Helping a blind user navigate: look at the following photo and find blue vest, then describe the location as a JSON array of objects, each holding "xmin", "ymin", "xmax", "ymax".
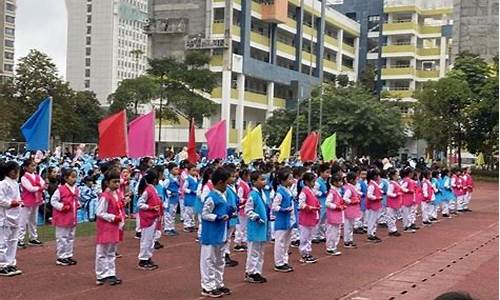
[
  {"xmin": 200, "ymin": 190, "xmax": 230, "ymax": 245},
  {"xmin": 358, "ymin": 179, "xmax": 368, "ymax": 211},
  {"xmin": 274, "ymin": 186, "xmax": 293, "ymax": 231},
  {"xmin": 167, "ymin": 175, "xmax": 180, "ymax": 205},
  {"xmin": 317, "ymin": 177, "xmax": 328, "ymax": 217},
  {"xmin": 225, "ymin": 185, "xmax": 239, "ymax": 228},
  {"xmin": 380, "ymin": 178, "xmax": 389, "ymax": 206},
  {"xmin": 247, "ymin": 189, "xmax": 269, "ymax": 242},
  {"xmin": 432, "ymin": 178, "xmax": 443, "ymax": 204},
  {"xmin": 184, "ymin": 176, "xmax": 198, "ymax": 207}
]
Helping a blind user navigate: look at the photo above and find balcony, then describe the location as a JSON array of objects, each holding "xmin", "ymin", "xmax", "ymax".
[
  {"xmin": 385, "ymin": 89, "xmax": 414, "ymax": 98},
  {"xmin": 277, "ymin": 42, "xmax": 296, "ymax": 56},
  {"xmin": 303, "ymin": 24, "xmax": 314, "ymax": 36},
  {"xmin": 323, "ymin": 59, "xmax": 337, "ymax": 70},
  {"xmin": 232, "ymin": 25, "xmax": 241, "ymax": 37},
  {"xmin": 250, "ymin": 31, "xmax": 270, "ymax": 47},
  {"xmin": 324, "ymin": 35, "xmax": 338, "ymax": 47},
  {"xmin": 302, "ymin": 51, "xmax": 317, "ymax": 64},
  {"xmin": 381, "ymin": 67, "xmax": 415, "ymax": 76},
  {"xmin": 383, "ymin": 21, "xmax": 417, "ymax": 32},
  {"xmin": 251, "ymin": 1, "xmax": 261, "ymax": 13},
  {"xmin": 213, "ymin": 22, "xmax": 224, "ymax": 34},
  {"xmin": 210, "ymin": 55, "xmax": 223, "ymax": 67},
  {"xmin": 416, "ymin": 69, "xmax": 440, "ymax": 78},
  {"xmin": 417, "ymin": 48, "xmax": 440, "ymax": 56},
  {"xmin": 419, "ymin": 25, "xmax": 442, "ymax": 35},
  {"xmin": 342, "ymin": 65, "xmax": 354, "ymax": 73},
  {"xmin": 211, "ymin": 87, "xmax": 222, "ymax": 98},
  {"xmin": 274, "ymin": 97, "xmax": 286, "ymax": 108},
  {"xmin": 343, "ymin": 43, "xmax": 355, "ymax": 55},
  {"xmin": 383, "ymin": 44, "xmax": 416, "ymax": 54},
  {"xmin": 261, "ymin": 0, "xmax": 288, "ymax": 24},
  {"xmin": 245, "ymin": 90, "xmax": 268, "ymax": 105},
  {"xmin": 286, "ymin": 18, "xmax": 297, "ymax": 29}
]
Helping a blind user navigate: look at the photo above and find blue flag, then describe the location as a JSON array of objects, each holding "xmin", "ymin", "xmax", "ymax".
[{"xmin": 21, "ymin": 97, "xmax": 52, "ymax": 151}]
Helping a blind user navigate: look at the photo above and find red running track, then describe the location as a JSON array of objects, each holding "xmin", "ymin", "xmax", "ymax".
[{"xmin": 4, "ymin": 182, "xmax": 498, "ymax": 300}]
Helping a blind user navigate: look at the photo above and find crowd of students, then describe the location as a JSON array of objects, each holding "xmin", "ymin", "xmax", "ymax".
[{"xmin": 0, "ymin": 155, "xmax": 474, "ymax": 298}]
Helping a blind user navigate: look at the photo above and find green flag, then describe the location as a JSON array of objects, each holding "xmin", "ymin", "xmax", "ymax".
[{"xmin": 321, "ymin": 133, "xmax": 336, "ymax": 161}]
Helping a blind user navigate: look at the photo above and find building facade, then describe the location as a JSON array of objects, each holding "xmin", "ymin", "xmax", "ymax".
[
  {"xmin": 452, "ymin": 0, "xmax": 499, "ymax": 62},
  {"xmin": 0, "ymin": 0, "xmax": 15, "ymax": 78},
  {"xmin": 149, "ymin": 0, "xmax": 360, "ymax": 148},
  {"xmin": 66, "ymin": 0, "xmax": 149, "ymax": 105}
]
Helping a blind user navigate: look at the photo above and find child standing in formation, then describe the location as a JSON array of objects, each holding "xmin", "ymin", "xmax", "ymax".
[
  {"xmin": 451, "ymin": 168, "xmax": 465, "ymax": 213},
  {"xmin": 400, "ymin": 168, "xmax": 417, "ymax": 233},
  {"xmin": 223, "ymin": 166, "xmax": 239, "ymax": 267},
  {"xmin": 199, "ymin": 167, "xmax": 233, "ymax": 298},
  {"xmin": 182, "ymin": 163, "xmax": 199, "ymax": 233},
  {"xmin": 365, "ymin": 169, "xmax": 383, "ymax": 242},
  {"xmin": 385, "ymin": 168, "xmax": 402, "ymax": 237},
  {"xmin": 298, "ymin": 172, "xmax": 320, "ymax": 264},
  {"xmin": 50, "ymin": 168, "xmax": 80, "ymax": 266},
  {"xmin": 0, "ymin": 161, "xmax": 23, "ymax": 276},
  {"xmin": 325, "ymin": 174, "xmax": 345, "ymax": 255},
  {"xmin": 462, "ymin": 167, "xmax": 474, "ymax": 212},
  {"xmin": 313, "ymin": 163, "xmax": 330, "ymax": 243},
  {"xmin": 95, "ymin": 169, "xmax": 124, "ymax": 286},
  {"xmin": 421, "ymin": 170, "xmax": 435, "ymax": 225},
  {"xmin": 234, "ymin": 169, "xmax": 250, "ymax": 252},
  {"xmin": 18, "ymin": 159, "xmax": 45, "ymax": 248},
  {"xmin": 164, "ymin": 163, "xmax": 180, "ymax": 236},
  {"xmin": 342, "ymin": 172, "xmax": 362, "ymax": 247},
  {"xmin": 272, "ymin": 168, "xmax": 294, "ymax": 272},
  {"xmin": 440, "ymin": 169, "xmax": 454, "ymax": 218}
]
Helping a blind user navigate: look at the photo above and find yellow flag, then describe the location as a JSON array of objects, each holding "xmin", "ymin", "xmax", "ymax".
[
  {"xmin": 278, "ymin": 127, "xmax": 293, "ymax": 162},
  {"xmin": 242, "ymin": 124, "xmax": 264, "ymax": 163}
]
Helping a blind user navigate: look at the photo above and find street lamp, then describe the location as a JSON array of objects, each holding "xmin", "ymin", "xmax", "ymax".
[{"xmin": 157, "ymin": 83, "xmax": 167, "ymax": 155}]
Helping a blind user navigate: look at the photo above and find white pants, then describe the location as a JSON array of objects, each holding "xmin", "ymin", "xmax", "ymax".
[
  {"xmin": 0, "ymin": 225, "xmax": 19, "ymax": 267},
  {"xmin": 325, "ymin": 224, "xmax": 341, "ymax": 250},
  {"xmin": 432, "ymin": 204, "xmax": 439, "ymax": 219},
  {"xmin": 422, "ymin": 202, "xmax": 434, "ymax": 223},
  {"xmin": 456, "ymin": 195, "xmax": 465, "ymax": 211},
  {"xmin": 246, "ymin": 241, "xmax": 265, "ymax": 275},
  {"xmin": 182, "ymin": 206, "xmax": 195, "ymax": 229},
  {"xmin": 313, "ymin": 214, "xmax": 326, "ymax": 239},
  {"xmin": 55, "ymin": 226, "xmax": 76, "ymax": 259},
  {"xmin": 96, "ymin": 243, "xmax": 117, "ymax": 279},
  {"xmin": 343, "ymin": 218, "xmax": 355, "ymax": 243},
  {"xmin": 463, "ymin": 192, "xmax": 471, "ymax": 209},
  {"xmin": 401, "ymin": 206, "xmax": 413, "ymax": 228},
  {"xmin": 138, "ymin": 221, "xmax": 156, "ymax": 260},
  {"xmin": 366, "ymin": 209, "xmax": 380, "ymax": 236},
  {"xmin": 449, "ymin": 199, "xmax": 457, "ymax": 212},
  {"xmin": 224, "ymin": 227, "xmax": 236, "ymax": 255},
  {"xmin": 385, "ymin": 207, "xmax": 398, "ymax": 233},
  {"xmin": 200, "ymin": 244, "xmax": 225, "ymax": 291},
  {"xmin": 378, "ymin": 207, "xmax": 388, "ymax": 224},
  {"xmin": 234, "ymin": 215, "xmax": 248, "ymax": 244},
  {"xmin": 18, "ymin": 206, "xmax": 39, "ymax": 241},
  {"xmin": 410, "ymin": 204, "xmax": 417, "ymax": 224},
  {"xmin": 299, "ymin": 224, "xmax": 315, "ymax": 256},
  {"xmin": 135, "ymin": 214, "xmax": 141, "ymax": 233},
  {"xmin": 197, "ymin": 214, "xmax": 202, "ymax": 239},
  {"xmin": 154, "ymin": 229, "xmax": 161, "ymax": 242},
  {"xmin": 441, "ymin": 201, "xmax": 450, "ymax": 215},
  {"xmin": 274, "ymin": 229, "xmax": 291, "ymax": 266},
  {"xmin": 291, "ymin": 227, "xmax": 300, "ymax": 242},
  {"xmin": 179, "ymin": 198, "xmax": 185, "ymax": 220},
  {"xmin": 164, "ymin": 203, "xmax": 178, "ymax": 231}
]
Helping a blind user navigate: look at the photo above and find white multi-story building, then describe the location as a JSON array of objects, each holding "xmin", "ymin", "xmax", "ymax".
[
  {"xmin": 1, "ymin": 0, "xmax": 15, "ymax": 78},
  {"xmin": 65, "ymin": 0, "xmax": 149, "ymax": 105}
]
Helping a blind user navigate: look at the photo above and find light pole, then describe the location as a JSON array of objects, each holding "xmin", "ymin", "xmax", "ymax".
[
  {"xmin": 295, "ymin": 86, "xmax": 303, "ymax": 154},
  {"xmin": 157, "ymin": 84, "xmax": 166, "ymax": 155}
]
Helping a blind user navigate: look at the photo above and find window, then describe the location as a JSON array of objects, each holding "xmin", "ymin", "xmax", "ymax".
[
  {"xmin": 84, "ymin": 80, "xmax": 90, "ymax": 88},
  {"xmin": 231, "ymin": 120, "xmax": 236, "ymax": 129},
  {"xmin": 5, "ymin": 27, "xmax": 14, "ymax": 36},
  {"xmin": 86, "ymin": 26, "xmax": 91, "ymax": 34},
  {"xmin": 6, "ymin": 3, "xmax": 15, "ymax": 12},
  {"xmin": 4, "ymin": 40, "xmax": 14, "ymax": 47},
  {"xmin": 5, "ymin": 15, "xmax": 14, "ymax": 24},
  {"xmin": 85, "ymin": 69, "xmax": 90, "ymax": 77},
  {"xmin": 87, "ymin": 4, "xmax": 92, "ymax": 13},
  {"xmin": 4, "ymin": 52, "xmax": 14, "ymax": 60},
  {"xmin": 86, "ymin": 36, "xmax": 91, "ymax": 45},
  {"xmin": 86, "ymin": 47, "xmax": 91, "ymax": 56},
  {"xmin": 85, "ymin": 58, "xmax": 91, "ymax": 66},
  {"xmin": 87, "ymin": 15, "xmax": 92, "ymax": 23},
  {"xmin": 4, "ymin": 64, "xmax": 13, "ymax": 72},
  {"xmin": 368, "ymin": 15, "xmax": 381, "ymax": 32}
]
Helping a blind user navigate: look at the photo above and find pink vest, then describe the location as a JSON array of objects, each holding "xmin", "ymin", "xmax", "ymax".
[
  {"xmin": 414, "ymin": 181, "xmax": 423, "ymax": 205},
  {"xmin": 52, "ymin": 185, "xmax": 79, "ymax": 227},
  {"xmin": 343, "ymin": 183, "xmax": 361, "ymax": 219},
  {"xmin": 452, "ymin": 175, "xmax": 465, "ymax": 196},
  {"xmin": 298, "ymin": 186, "xmax": 320, "ymax": 227},
  {"xmin": 238, "ymin": 180, "xmax": 251, "ymax": 216},
  {"xmin": 21, "ymin": 173, "xmax": 44, "ymax": 207},
  {"xmin": 366, "ymin": 181, "xmax": 382, "ymax": 211},
  {"xmin": 326, "ymin": 188, "xmax": 344, "ymax": 225},
  {"xmin": 387, "ymin": 180, "xmax": 402, "ymax": 209},
  {"xmin": 422, "ymin": 179, "xmax": 434, "ymax": 202},
  {"xmin": 401, "ymin": 178, "xmax": 415, "ymax": 207},
  {"xmin": 96, "ymin": 191, "xmax": 123, "ymax": 244},
  {"xmin": 465, "ymin": 174, "xmax": 474, "ymax": 192},
  {"xmin": 139, "ymin": 185, "xmax": 162, "ymax": 229}
]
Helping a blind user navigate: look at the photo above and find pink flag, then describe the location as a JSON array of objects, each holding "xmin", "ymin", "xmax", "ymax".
[
  {"xmin": 128, "ymin": 111, "xmax": 155, "ymax": 158},
  {"xmin": 205, "ymin": 120, "xmax": 226, "ymax": 160}
]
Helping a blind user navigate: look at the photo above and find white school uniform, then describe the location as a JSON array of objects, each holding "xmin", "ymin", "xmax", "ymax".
[{"xmin": 0, "ymin": 178, "xmax": 21, "ymax": 268}]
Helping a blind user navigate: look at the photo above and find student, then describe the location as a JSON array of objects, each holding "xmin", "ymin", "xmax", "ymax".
[
  {"xmin": 245, "ymin": 171, "xmax": 269, "ymax": 283},
  {"xmin": 182, "ymin": 163, "xmax": 199, "ymax": 233},
  {"xmin": 223, "ymin": 165, "xmax": 239, "ymax": 267},
  {"xmin": 80, "ymin": 176, "xmax": 97, "ymax": 222},
  {"xmin": 137, "ymin": 170, "xmax": 162, "ymax": 270},
  {"xmin": 325, "ymin": 174, "xmax": 345, "ymax": 256},
  {"xmin": 413, "ymin": 169, "xmax": 423, "ymax": 227},
  {"xmin": 95, "ymin": 169, "xmax": 125, "ymax": 286},
  {"xmin": 354, "ymin": 167, "xmax": 368, "ymax": 234},
  {"xmin": 18, "ymin": 159, "xmax": 45, "ymax": 248},
  {"xmin": 199, "ymin": 167, "xmax": 233, "ymax": 298},
  {"xmin": 313, "ymin": 163, "xmax": 330, "ymax": 243},
  {"xmin": 153, "ymin": 165, "xmax": 166, "ymax": 250},
  {"xmin": 342, "ymin": 172, "xmax": 362, "ymax": 248},
  {"xmin": 196, "ymin": 167, "xmax": 214, "ymax": 242},
  {"xmin": 400, "ymin": 168, "xmax": 417, "ymax": 233},
  {"xmin": 421, "ymin": 170, "xmax": 435, "ymax": 225},
  {"xmin": 272, "ymin": 168, "xmax": 294, "ymax": 272},
  {"xmin": 385, "ymin": 168, "xmax": 402, "ymax": 237},
  {"xmin": 451, "ymin": 167, "xmax": 465, "ymax": 213},
  {"xmin": 0, "ymin": 161, "xmax": 23, "ymax": 276},
  {"xmin": 297, "ymin": 172, "xmax": 320, "ymax": 264},
  {"xmin": 366, "ymin": 169, "xmax": 383, "ymax": 242},
  {"xmin": 290, "ymin": 167, "xmax": 306, "ymax": 248},
  {"xmin": 430, "ymin": 170, "xmax": 442, "ymax": 222},
  {"xmin": 164, "ymin": 162, "xmax": 180, "ymax": 236},
  {"xmin": 50, "ymin": 168, "xmax": 80, "ymax": 266},
  {"xmin": 462, "ymin": 167, "xmax": 474, "ymax": 212},
  {"xmin": 440, "ymin": 169, "xmax": 454, "ymax": 218},
  {"xmin": 234, "ymin": 169, "xmax": 250, "ymax": 251}
]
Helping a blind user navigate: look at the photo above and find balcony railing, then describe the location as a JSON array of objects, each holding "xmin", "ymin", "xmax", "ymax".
[
  {"xmin": 382, "ymin": 67, "xmax": 415, "ymax": 76},
  {"xmin": 277, "ymin": 42, "xmax": 296, "ymax": 56}
]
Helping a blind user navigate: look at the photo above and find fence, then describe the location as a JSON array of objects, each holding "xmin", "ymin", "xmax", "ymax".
[{"xmin": 0, "ymin": 141, "xmax": 97, "ymax": 156}]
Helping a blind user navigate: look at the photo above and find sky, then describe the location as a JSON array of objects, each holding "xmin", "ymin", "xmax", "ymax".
[{"xmin": 15, "ymin": 0, "xmax": 68, "ymax": 79}]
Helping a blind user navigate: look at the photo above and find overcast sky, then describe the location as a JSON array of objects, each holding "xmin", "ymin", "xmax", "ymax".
[{"xmin": 15, "ymin": 0, "xmax": 68, "ymax": 79}]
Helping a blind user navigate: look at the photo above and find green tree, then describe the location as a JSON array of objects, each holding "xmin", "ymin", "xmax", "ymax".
[
  {"xmin": 108, "ymin": 75, "xmax": 159, "ymax": 118},
  {"xmin": 359, "ymin": 64, "xmax": 376, "ymax": 92}
]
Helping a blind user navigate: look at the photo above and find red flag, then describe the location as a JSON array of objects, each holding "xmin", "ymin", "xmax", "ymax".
[
  {"xmin": 187, "ymin": 119, "xmax": 198, "ymax": 164},
  {"xmin": 98, "ymin": 110, "xmax": 128, "ymax": 159},
  {"xmin": 300, "ymin": 131, "xmax": 318, "ymax": 162}
]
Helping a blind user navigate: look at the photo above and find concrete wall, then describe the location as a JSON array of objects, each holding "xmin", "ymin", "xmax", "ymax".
[{"xmin": 452, "ymin": 0, "xmax": 499, "ymax": 62}]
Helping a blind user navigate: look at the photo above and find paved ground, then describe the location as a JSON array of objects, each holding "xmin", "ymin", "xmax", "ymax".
[{"xmin": 5, "ymin": 181, "xmax": 498, "ymax": 300}]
